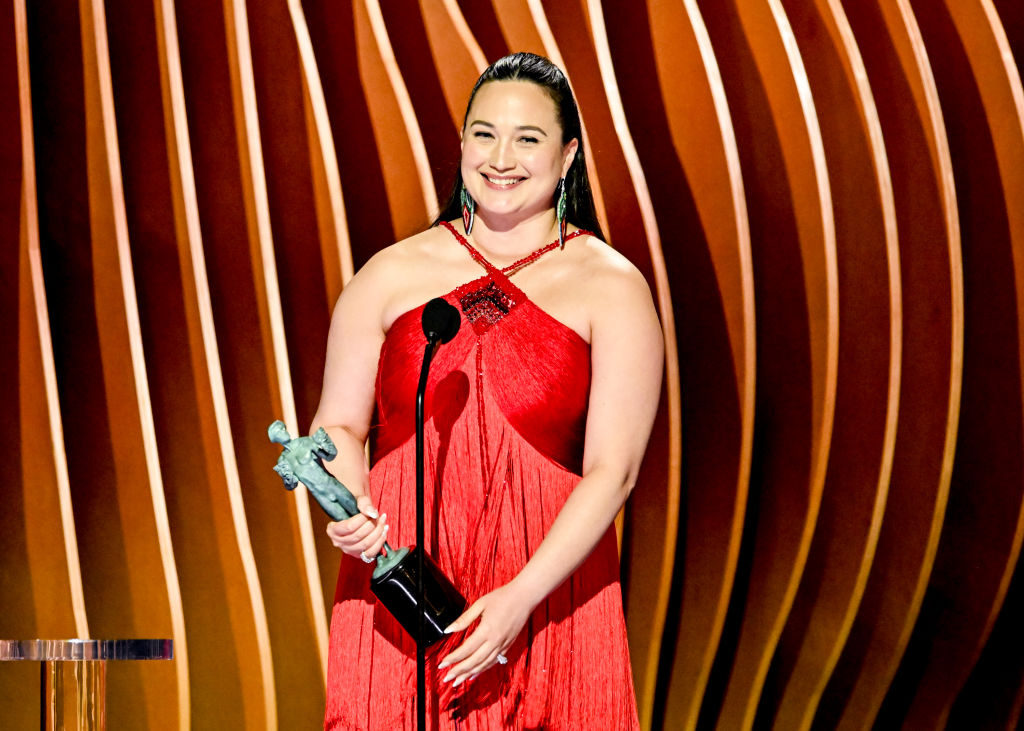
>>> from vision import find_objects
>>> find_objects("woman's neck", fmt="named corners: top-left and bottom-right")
top-left (465, 210), bottom-right (562, 262)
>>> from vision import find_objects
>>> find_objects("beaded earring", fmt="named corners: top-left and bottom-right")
top-left (556, 177), bottom-right (568, 249)
top-left (460, 184), bottom-right (475, 235)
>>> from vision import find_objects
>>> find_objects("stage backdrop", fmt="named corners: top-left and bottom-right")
top-left (3, 0), bottom-right (1023, 728)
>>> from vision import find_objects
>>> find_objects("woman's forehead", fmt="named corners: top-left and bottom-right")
top-left (468, 81), bottom-right (560, 126)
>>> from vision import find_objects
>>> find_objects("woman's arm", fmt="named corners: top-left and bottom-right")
top-left (309, 254), bottom-right (392, 559)
top-left (438, 256), bottom-right (664, 685)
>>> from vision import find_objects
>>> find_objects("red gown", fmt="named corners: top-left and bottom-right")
top-left (324, 222), bottom-right (639, 730)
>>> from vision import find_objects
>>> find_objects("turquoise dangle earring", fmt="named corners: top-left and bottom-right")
top-left (556, 177), bottom-right (567, 249)
top-left (460, 184), bottom-right (475, 235)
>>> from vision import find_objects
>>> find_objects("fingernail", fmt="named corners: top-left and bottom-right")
top-left (453, 676), bottom-right (465, 687)
top-left (442, 672), bottom-right (454, 683)
top-left (468, 673), bottom-right (478, 682)
top-left (383, 525), bottom-right (390, 535)
top-left (438, 659), bottom-right (450, 669)
top-left (444, 625), bottom-right (456, 634)
top-left (366, 508), bottom-right (379, 519)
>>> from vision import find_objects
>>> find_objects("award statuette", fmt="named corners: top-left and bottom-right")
top-left (268, 420), bottom-right (466, 646)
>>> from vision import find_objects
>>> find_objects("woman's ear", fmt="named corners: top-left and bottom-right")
top-left (562, 138), bottom-right (579, 178)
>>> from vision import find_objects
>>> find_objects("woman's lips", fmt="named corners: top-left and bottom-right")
top-left (481, 173), bottom-right (525, 190)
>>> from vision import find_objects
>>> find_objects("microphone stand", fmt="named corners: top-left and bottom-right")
top-left (415, 335), bottom-right (439, 731)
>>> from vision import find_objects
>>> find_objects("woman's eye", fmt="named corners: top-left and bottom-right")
top-left (519, 136), bottom-right (539, 144)
top-left (473, 131), bottom-right (493, 139)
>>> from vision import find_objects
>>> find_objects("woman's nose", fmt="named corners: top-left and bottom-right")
top-left (489, 140), bottom-right (514, 171)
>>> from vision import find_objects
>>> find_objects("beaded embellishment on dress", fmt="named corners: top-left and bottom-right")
top-left (459, 281), bottom-right (517, 333)
top-left (438, 220), bottom-right (592, 336)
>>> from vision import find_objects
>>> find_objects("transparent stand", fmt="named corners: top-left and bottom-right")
top-left (46, 659), bottom-right (106, 730)
top-left (0, 639), bottom-right (173, 730)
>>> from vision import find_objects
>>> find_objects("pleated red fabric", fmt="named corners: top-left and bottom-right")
top-left (324, 223), bottom-right (639, 730)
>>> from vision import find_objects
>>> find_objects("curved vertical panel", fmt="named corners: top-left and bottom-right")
top-left (286, 0), bottom-right (354, 615)
top-left (877, 2), bottom-right (1024, 726)
top-left (764, 0), bottom-right (901, 727)
top-left (223, 1), bottom-right (332, 684)
top-left (455, 0), bottom-right (508, 62)
top-left (487, 0), bottom-right (546, 58)
top-left (2, 3), bottom-right (87, 727)
top-left (246, 0), bottom-right (332, 432)
top-left (419, 0), bottom-right (487, 132)
top-left (1, 2), bottom-right (31, 658)
top-left (241, 4), bottom-right (337, 654)
top-left (286, 0), bottom-right (353, 298)
top-left (299, 0), bottom-right (393, 269)
top-left (0, 1), bottom-right (26, 648)
top-left (378, 2), bottom-right (459, 197)
top-left (994, 0), bottom-right (1023, 67)
top-left (7, 0), bottom-right (88, 640)
top-left (158, 0), bottom-right (281, 720)
top-left (26, 0), bottom-right (188, 725)
top-left (815, 2), bottom-right (962, 728)
top-left (360, 0), bottom-right (436, 235)
top-left (423, 0), bottom-right (487, 122)
top-left (603, 1), bottom-right (755, 728)
top-left (173, 1), bottom-right (326, 725)
top-left (82, 1), bottom-right (189, 724)
top-left (809, 5), bottom-right (960, 730)
top-left (695, 1), bottom-right (839, 727)
top-left (105, 0), bottom-right (280, 726)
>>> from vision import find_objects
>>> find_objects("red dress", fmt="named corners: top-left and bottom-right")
top-left (324, 222), bottom-right (639, 730)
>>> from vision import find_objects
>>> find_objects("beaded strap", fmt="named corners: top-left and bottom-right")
top-left (439, 220), bottom-right (591, 277)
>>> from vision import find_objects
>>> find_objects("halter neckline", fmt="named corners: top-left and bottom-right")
top-left (438, 220), bottom-right (590, 276)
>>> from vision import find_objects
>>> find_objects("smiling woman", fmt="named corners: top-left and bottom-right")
top-left (310, 52), bottom-right (663, 730)
top-left (459, 81), bottom-right (577, 232)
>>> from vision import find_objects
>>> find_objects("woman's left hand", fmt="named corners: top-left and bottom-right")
top-left (437, 583), bottom-right (535, 687)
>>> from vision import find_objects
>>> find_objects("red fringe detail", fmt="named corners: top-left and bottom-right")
top-left (325, 247), bottom-right (636, 729)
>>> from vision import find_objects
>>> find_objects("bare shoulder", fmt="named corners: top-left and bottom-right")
top-left (572, 237), bottom-right (663, 392)
top-left (339, 226), bottom-right (471, 331)
top-left (337, 227), bottom-right (448, 299)
top-left (349, 227), bottom-right (447, 284)
top-left (572, 234), bottom-right (655, 308)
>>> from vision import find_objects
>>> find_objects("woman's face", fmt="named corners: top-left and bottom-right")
top-left (460, 80), bottom-right (578, 226)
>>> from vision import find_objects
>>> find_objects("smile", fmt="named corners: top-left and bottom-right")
top-left (481, 174), bottom-right (525, 189)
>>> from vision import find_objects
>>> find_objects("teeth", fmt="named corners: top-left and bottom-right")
top-left (484, 175), bottom-right (522, 187)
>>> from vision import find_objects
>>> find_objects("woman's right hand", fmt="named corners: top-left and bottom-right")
top-left (326, 495), bottom-right (389, 563)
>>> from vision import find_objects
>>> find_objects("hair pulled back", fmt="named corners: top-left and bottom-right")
top-left (432, 52), bottom-right (604, 240)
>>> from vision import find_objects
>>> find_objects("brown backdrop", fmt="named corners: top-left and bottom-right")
top-left (2, 0), bottom-right (1022, 728)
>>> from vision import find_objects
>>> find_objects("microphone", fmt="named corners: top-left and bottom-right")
top-left (422, 297), bottom-right (461, 345)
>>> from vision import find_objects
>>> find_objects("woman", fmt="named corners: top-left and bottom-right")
top-left (311, 52), bottom-right (663, 729)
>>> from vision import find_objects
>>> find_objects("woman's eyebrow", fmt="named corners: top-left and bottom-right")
top-left (517, 125), bottom-right (548, 136)
top-left (468, 120), bottom-right (548, 137)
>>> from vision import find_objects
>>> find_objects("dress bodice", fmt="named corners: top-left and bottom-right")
top-left (370, 223), bottom-right (592, 474)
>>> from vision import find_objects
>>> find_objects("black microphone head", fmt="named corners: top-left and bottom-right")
top-left (422, 297), bottom-right (461, 344)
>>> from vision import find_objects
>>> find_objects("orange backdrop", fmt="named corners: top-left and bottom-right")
top-left (2, 0), bottom-right (1022, 728)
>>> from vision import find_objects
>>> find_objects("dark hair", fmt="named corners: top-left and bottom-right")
top-left (432, 52), bottom-right (604, 240)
